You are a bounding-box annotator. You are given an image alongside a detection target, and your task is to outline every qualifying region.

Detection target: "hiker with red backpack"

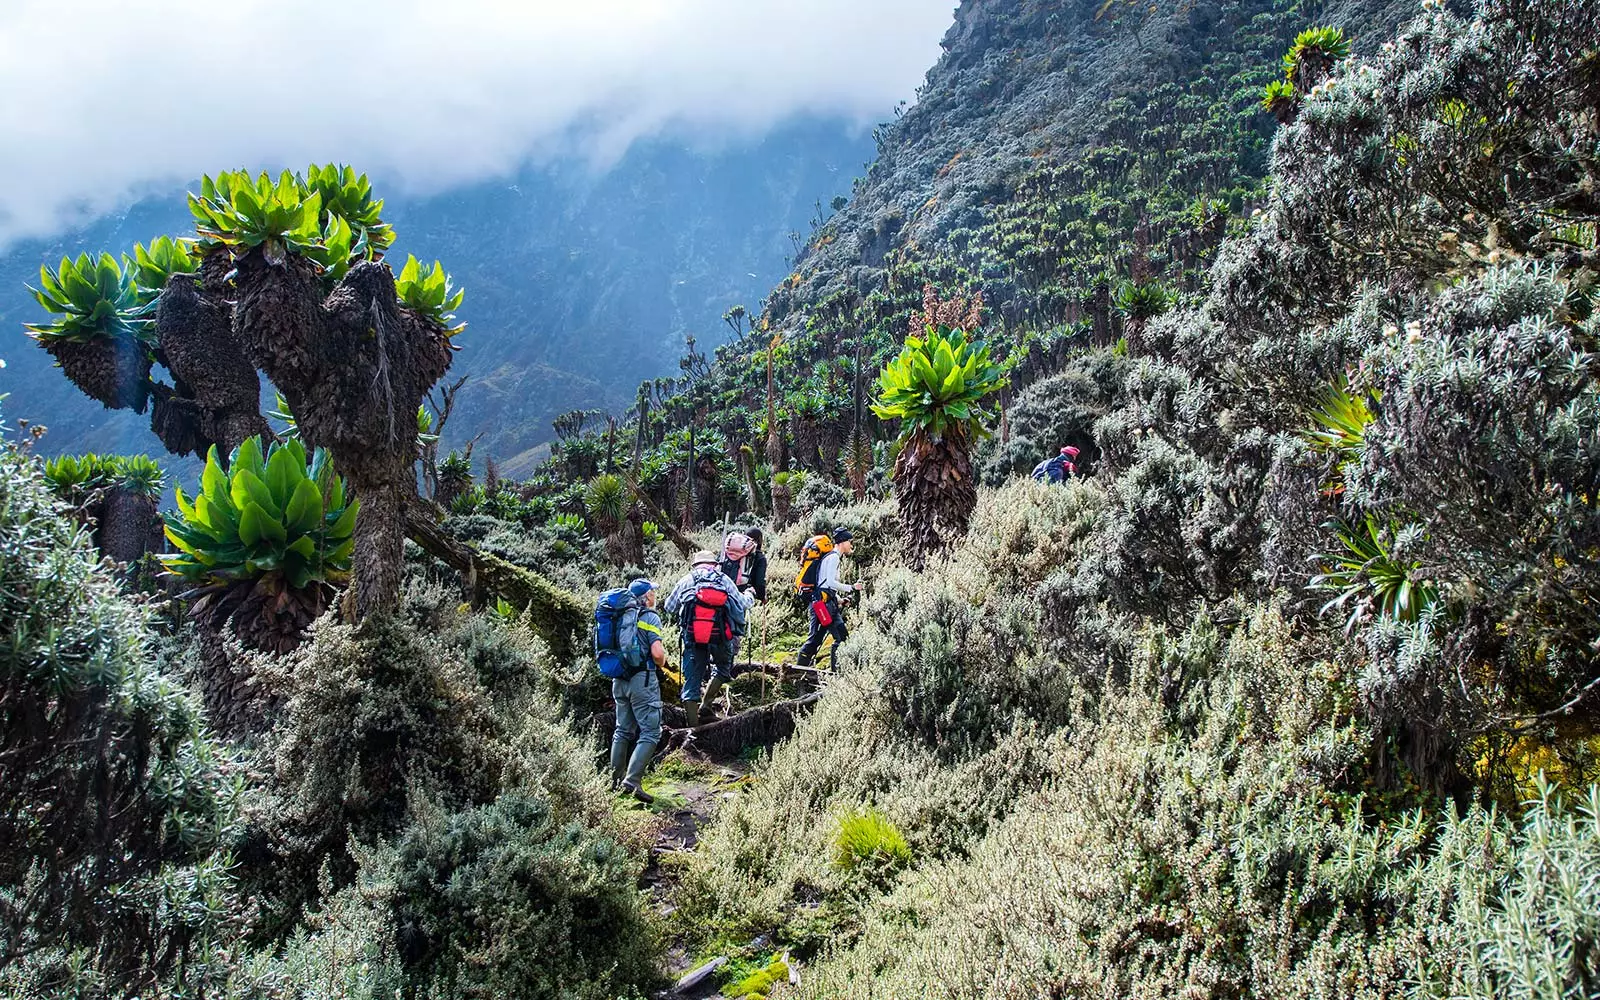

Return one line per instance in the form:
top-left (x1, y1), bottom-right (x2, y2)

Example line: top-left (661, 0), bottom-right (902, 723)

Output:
top-left (794, 528), bottom-right (863, 670)
top-left (663, 551), bottom-right (750, 727)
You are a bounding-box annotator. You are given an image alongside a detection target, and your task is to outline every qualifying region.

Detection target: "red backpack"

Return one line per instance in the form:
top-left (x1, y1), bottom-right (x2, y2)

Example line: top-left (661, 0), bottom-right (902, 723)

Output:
top-left (690, 586), bottom-right (733, 645)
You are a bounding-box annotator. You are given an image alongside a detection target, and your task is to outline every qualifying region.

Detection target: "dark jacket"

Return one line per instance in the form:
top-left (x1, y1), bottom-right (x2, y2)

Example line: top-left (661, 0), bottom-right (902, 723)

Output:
top-left (721, 549), bottom-right (768, 602)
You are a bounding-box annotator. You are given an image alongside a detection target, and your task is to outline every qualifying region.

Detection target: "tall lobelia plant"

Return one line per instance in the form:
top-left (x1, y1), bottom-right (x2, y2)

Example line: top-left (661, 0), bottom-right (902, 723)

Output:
top-left (872, 285), bottom-right (1007, 568)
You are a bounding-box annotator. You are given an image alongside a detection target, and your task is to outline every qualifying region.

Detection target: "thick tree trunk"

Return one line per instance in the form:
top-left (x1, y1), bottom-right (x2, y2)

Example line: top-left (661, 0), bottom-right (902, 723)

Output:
top-left (233, 254), bottom-right (453, 620)
top-left (348, 473), bottom-right (407, 618)
top-left (893, 428), bottom-right (977, 570)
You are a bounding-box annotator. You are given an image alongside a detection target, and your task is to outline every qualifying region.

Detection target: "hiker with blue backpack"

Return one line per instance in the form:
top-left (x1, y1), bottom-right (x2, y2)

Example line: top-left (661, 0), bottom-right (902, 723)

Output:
top-left (596, 578), bottom-right (668, 804)
top-left (1030, 445), bottom-right (1079, 484)
top-left (664, 550), bottom-right (750, 727)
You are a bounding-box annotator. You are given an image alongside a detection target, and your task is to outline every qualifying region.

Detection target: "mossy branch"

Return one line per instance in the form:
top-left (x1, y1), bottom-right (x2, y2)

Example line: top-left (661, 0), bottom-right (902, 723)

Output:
top-left (404, 497), bottom-right (587, 662)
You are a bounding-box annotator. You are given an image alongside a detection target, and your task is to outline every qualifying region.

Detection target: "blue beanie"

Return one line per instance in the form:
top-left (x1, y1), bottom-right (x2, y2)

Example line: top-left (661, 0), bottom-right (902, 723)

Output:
top-left (629, 578), bottom-right (657, 598)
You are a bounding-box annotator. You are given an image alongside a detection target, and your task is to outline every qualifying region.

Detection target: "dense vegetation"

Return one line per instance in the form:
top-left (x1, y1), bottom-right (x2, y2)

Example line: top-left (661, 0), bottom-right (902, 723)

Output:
top-left (5, 0), bottom-right (1600, 994)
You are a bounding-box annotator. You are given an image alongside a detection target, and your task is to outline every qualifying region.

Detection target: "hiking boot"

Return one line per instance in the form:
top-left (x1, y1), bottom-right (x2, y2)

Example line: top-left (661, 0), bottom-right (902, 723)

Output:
top-left (619, 780), bottom-right (654, 805)
top-left (682, 702), bottom-right (700, 729)
top-left (698, 678), bottom-right (726, 720)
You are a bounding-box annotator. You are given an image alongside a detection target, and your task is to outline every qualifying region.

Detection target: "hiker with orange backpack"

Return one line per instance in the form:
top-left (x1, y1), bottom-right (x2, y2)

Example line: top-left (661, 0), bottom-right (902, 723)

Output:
top-left (663, 550), bottom-right (750, 727)
top-left (794, 528), bottom-right (863, 670)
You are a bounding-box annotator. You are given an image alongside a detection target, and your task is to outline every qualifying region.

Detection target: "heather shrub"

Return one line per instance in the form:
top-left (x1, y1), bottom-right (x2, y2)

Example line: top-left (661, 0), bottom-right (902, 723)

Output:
top-left (0, 433), bottom-right (241, 996)
top-left (796, 604), bottom-right (1600, 1000)
top-left (389, 793), bottom-right (655, 999)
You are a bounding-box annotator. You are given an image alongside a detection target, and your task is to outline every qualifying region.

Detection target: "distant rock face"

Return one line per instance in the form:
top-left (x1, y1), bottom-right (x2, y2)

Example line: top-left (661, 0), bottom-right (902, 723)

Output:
top-left (0, 119), bottom-right (872, 468)
top-left (758, 0), bottom-right (1417, 347)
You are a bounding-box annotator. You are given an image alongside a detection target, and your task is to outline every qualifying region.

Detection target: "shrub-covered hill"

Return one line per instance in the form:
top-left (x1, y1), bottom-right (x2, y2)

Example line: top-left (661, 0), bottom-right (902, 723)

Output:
top-left (762, 0), bottom-right (1416, 341)
top-left (661, 0), bottom-right (1600, 992)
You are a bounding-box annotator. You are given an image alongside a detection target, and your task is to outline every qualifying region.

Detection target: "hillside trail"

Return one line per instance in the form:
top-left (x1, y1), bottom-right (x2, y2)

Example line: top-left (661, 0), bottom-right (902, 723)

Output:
top-left (615, 630), bottom-right (835, 998)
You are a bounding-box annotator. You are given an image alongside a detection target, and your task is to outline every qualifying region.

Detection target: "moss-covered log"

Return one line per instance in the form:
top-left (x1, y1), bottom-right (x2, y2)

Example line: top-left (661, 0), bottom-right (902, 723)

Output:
top-left (404, 498), bottom-right (588, 663)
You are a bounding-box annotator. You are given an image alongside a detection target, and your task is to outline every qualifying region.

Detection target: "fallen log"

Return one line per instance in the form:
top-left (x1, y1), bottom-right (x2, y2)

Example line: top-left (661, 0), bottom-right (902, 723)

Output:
top-left (659, 691), bottom-right (823, 758)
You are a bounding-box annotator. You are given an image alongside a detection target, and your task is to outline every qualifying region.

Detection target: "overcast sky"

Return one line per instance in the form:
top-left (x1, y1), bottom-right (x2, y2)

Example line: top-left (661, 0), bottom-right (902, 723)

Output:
top-left (0, 1), bottom-right (956, 248)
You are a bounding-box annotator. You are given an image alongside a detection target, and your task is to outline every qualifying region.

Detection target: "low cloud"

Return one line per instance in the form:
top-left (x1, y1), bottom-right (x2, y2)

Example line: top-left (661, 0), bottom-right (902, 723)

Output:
top-left (0, 0), bottom-right (954, 246)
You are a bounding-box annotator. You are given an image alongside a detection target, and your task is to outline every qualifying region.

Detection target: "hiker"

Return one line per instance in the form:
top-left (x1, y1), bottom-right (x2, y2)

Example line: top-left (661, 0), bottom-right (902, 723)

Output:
top-left (794, 528), bottom-right (864, 670)
top-left (604, 578), bottom-right (668, 804)
top-left (664, 550), bottom-right (750, 726)
top-left (1030, 445), bottom-right (1079, 484)
top-left (720, 527), bottom-right (769, 604)
top-left (721, 528), bottom-right (769, 662)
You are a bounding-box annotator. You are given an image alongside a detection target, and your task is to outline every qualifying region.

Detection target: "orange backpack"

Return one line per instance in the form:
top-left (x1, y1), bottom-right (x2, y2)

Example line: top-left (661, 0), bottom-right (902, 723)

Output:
top-left (793, 534), bottom-right (836, 596)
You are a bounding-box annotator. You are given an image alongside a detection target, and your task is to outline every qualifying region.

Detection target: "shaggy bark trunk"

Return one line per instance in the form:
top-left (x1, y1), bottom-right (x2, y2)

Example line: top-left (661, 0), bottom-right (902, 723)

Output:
top-left (605, 509), bottom-right (645, 569)
top-left (893, 428), bottom-right (977, 570)
top-left (622, 475), bottom-right (695, 557)
top-left (740, 447), bottom-right (765, 516)
top-left (346, 472), bottom-right (407, 618)
top-left (772, 478), bottom-right (793, 528)
top-left (233, 254), bottom-right (452, 620)
top-left (155, 273), bottom-right (270, 457)
top-left (95, 488), bottom-right (163, 566)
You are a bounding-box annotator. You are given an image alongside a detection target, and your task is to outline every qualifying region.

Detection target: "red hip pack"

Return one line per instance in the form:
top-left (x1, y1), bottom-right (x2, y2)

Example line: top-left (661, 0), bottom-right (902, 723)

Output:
top-left (810, 595), bottom-right (833, 627)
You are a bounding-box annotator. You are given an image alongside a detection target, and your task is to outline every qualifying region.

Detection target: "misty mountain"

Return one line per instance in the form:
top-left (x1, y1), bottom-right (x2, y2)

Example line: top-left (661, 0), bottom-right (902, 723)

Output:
top-left (0, 117), bottom-right (873, 476)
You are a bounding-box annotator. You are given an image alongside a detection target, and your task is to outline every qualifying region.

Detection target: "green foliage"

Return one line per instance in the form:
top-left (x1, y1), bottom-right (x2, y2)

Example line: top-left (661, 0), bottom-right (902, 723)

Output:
top-left (642, 520), bottom-right (666, 545)
top-left (1112, 279), bottom-right (1174, 322)
top-left (42, 452), bottom-right (165, 501)
top-left (548, 512), bottom-right (586, 534)
top-left (189, 169), bottom-right (324, 262)
top-left (583, 473), bottom-right (627, 529)
top-left (1283, 26), bottom-right (1350, 83)
top-left (128, 235), bottom-right (199, 304)
top-left (0, 432), bottom-right (238, 994)
top-left (1311, 517), bottom-right (1439, 632)
top-left (834, 807), bottom-right (912, 873)
top-left (395, 254), bottom-right (466, 334)
top-left (1305, 376), bottom-right (1375, 465)
top-left (726, 957), bottom-right (791, 999)
top-left (162, 436), bottom-right (355, 592)
top-left (304, 162), bottom-right (396, 255)
top-left (25, 251), bottom-right (149, 346)
top-left (1260, 78), bottom-right (1297, 114)
top-left (871, 325), bottom-right (1007, 442)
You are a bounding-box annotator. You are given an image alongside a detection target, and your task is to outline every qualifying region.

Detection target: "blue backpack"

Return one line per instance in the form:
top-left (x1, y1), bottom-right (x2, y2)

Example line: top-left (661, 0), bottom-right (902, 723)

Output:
top-left (594, 588), bottom-right (645, 679)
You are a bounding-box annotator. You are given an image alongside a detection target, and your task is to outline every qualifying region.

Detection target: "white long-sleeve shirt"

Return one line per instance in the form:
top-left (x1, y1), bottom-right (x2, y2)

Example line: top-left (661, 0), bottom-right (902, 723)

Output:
top-left (816, 551), bottom-right (848, 594)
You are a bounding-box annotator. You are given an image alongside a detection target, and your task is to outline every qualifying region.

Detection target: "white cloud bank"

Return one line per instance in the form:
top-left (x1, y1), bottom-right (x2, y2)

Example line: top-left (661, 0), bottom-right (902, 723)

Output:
top-left (0, 0), bottom-right (955, 246)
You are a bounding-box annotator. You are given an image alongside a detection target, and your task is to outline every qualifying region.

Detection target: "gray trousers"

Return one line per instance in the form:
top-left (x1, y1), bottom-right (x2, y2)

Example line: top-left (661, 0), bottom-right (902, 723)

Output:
top-left (610, 669), bottom-right (661, 785)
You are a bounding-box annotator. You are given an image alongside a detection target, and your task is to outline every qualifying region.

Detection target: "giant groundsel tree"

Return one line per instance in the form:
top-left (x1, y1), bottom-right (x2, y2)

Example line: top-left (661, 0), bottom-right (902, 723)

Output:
top-left (25, 165), bottom-right (462, 617)
top-left (872, 286), bottom-right (1007, 567)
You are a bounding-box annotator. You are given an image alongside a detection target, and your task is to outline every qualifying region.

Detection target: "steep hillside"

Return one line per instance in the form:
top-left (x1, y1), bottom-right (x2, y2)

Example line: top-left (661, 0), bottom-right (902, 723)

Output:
top-left (0, 119), bottom-right (871, 471)
top-left (760, 0), bottom-right (1415, 354)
